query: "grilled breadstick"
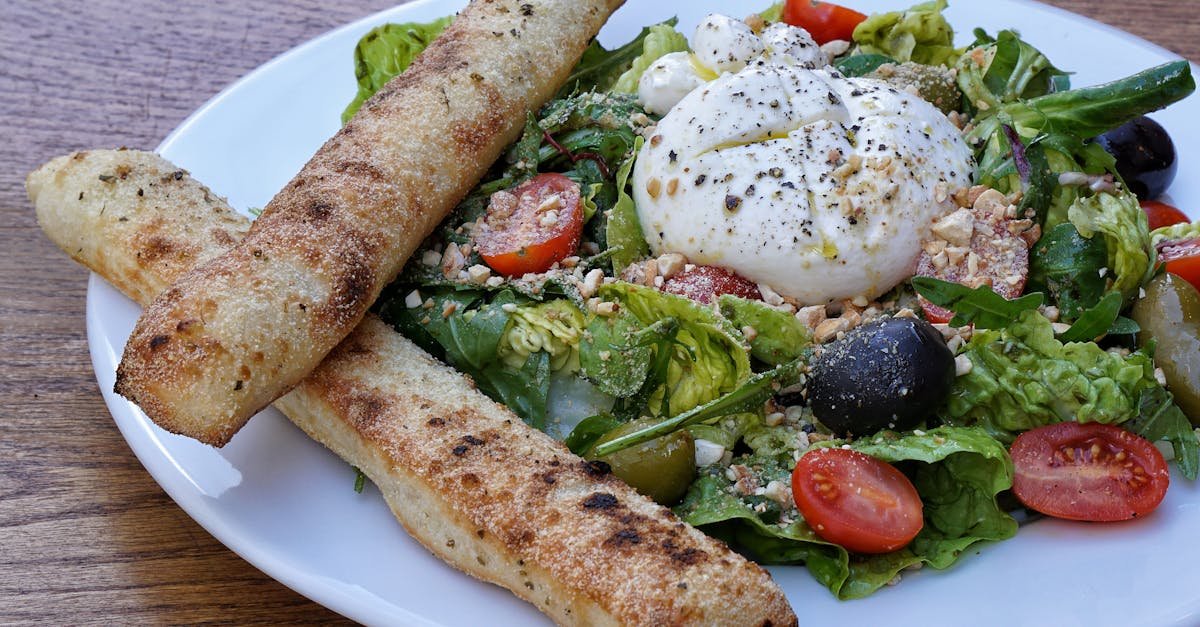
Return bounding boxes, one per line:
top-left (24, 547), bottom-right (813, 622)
top-left (114, 0), bottom-right (624, 446)
top-left (29, 149), bottom-right (798, 626)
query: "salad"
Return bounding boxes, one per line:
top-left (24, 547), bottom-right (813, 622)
top-left (345, 0), bottom-right (1199, 599)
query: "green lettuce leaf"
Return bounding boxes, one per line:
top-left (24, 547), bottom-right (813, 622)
top-left (957, 29), bottom-right (1068, 115)
top-left (559, 19), bottom-right (682, 97)
top-left (676, 426), bottom-right (1016, 600)
top-left (717, 294), bottom-right (811, 365)
top-left (1151, 220), bottom-right (1200, 247)
top-left (342, 17), bottom-right (453, 123)
top-left (759, 3), bottom-right (784, 23)
top-left (1067, 190), bottom-right (1155, 301)
top-left (942, 309), bottom-right (1162, 442)
top-left (598, 282), bottom-right (752, 416)
top-left (497, 299), bottom-right (585, 373)
top-left (851, 0), bottom-right (959, 66)
top-left (579, 308), bottom-right (653, 398)
top-left (611, 23), bottom-right (689, 93)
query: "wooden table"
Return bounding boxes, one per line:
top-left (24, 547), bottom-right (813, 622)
top-left (1, 1), bottom-right (1195, 623)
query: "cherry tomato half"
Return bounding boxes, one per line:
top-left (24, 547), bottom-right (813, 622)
top-left (792, 447), bottom-right (924, 554)
top-left (1159, 240), bottom-right (1200, 293)
top-left (476, 173), bottom-right (583, 277)
top-left (1011, 422), bottom-right (1169, 522)
top-left (661, 264), bottom-right (762, 304)
top-left (782, 0), bottom-right (868, 45)
top-left (1140, 200), bottom-right (1189, 231)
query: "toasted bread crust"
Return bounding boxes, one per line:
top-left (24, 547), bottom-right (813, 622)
top-left (29, 149), bottom-right (798, 625)
top-left (113, 0), bottom-right (625, 446)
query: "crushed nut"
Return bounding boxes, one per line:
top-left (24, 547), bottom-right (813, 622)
top-left (656, 252), bottom-right (687, 279)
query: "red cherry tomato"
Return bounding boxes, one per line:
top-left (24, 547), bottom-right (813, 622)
top-left (1159, 240), bottom-right (1200, 292)
top-left (781, 0), bottom-right (869, 45)
top-left (476, 173), bottom-right (583, 277)
top-left (791, 448), bottom-right (924, 554)
top-left (660, 264), bottom-right (762, 304)
top-left (1140, 200), bottom-right (1190, 231)
top-left (1011, 422), bottom-right (1169, 522)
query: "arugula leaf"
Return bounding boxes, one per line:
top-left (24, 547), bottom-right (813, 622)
top-left (609, 317), bottom-right (683, 420)
top-left (911, 277), bottom-right (1043, 329)
top-left (353, 467), bottom-right (367, 494)
top-left (591, 360), bottom-right (804, 457)
top-left (564, 413), bottom-right (625, 455)
top-left (1108, 316), bottom-right (1141, 336)
top-left (1129, 387), bottom-right (1199, 480)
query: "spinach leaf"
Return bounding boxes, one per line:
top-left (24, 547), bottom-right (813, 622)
top-left (475, 351), bottom-right (552, 431)
top-left (1129, 387), bottom-right (1199, 480)
top-left (911, 277), bottom-right (1043, 329)
top-left (834, 54), bottom-right (895, 77)
top-left (1028, 222), bottom-right (1109, 321)
top-left (564, 413), bottom-right (625, 455)
top-left (1057, 291), bottom-right (1124, 343)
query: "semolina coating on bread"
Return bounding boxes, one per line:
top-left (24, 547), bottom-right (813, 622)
top-left (113, 0), bottom-right (626, 446)
top-left (29, 149), bottom-right (799, 626)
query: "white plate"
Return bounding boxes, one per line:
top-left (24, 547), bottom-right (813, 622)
top-left (86, 1), bottom-right (1199, 625)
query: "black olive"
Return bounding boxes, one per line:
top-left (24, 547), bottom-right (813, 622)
top-left (1095, 115), bottom-right (1177, 200)
top-left (808, 317), bottom-right (955, 436)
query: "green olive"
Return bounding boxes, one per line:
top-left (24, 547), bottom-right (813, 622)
top-left (587, 418), bottom-right (696, 506)
top-left (1132, 273), bottom-right (1200, 424)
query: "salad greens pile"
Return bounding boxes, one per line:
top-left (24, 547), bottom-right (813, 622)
top-left (342, 0), bottom-right (1199, 601)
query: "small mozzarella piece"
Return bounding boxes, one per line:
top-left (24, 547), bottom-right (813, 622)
top-left (694, 439), bottom-right (727, 467)
top-left (693, 14), bottom-right (764, 75)
top-left (760, 22), bottom-right (827, 68)
top-left (638, 51), bottom-right (707, 116)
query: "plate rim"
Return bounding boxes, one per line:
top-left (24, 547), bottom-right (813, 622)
top-left (86, 1), bottom-right (1199, 625)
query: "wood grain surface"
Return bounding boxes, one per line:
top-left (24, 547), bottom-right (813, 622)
top-left (1, 1), bottom-right (1195, 624)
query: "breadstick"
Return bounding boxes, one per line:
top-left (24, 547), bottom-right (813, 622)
top-left (114, 0), bottom-right (624, 446)
top-left (29, 149), bottom-right (798, 626)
